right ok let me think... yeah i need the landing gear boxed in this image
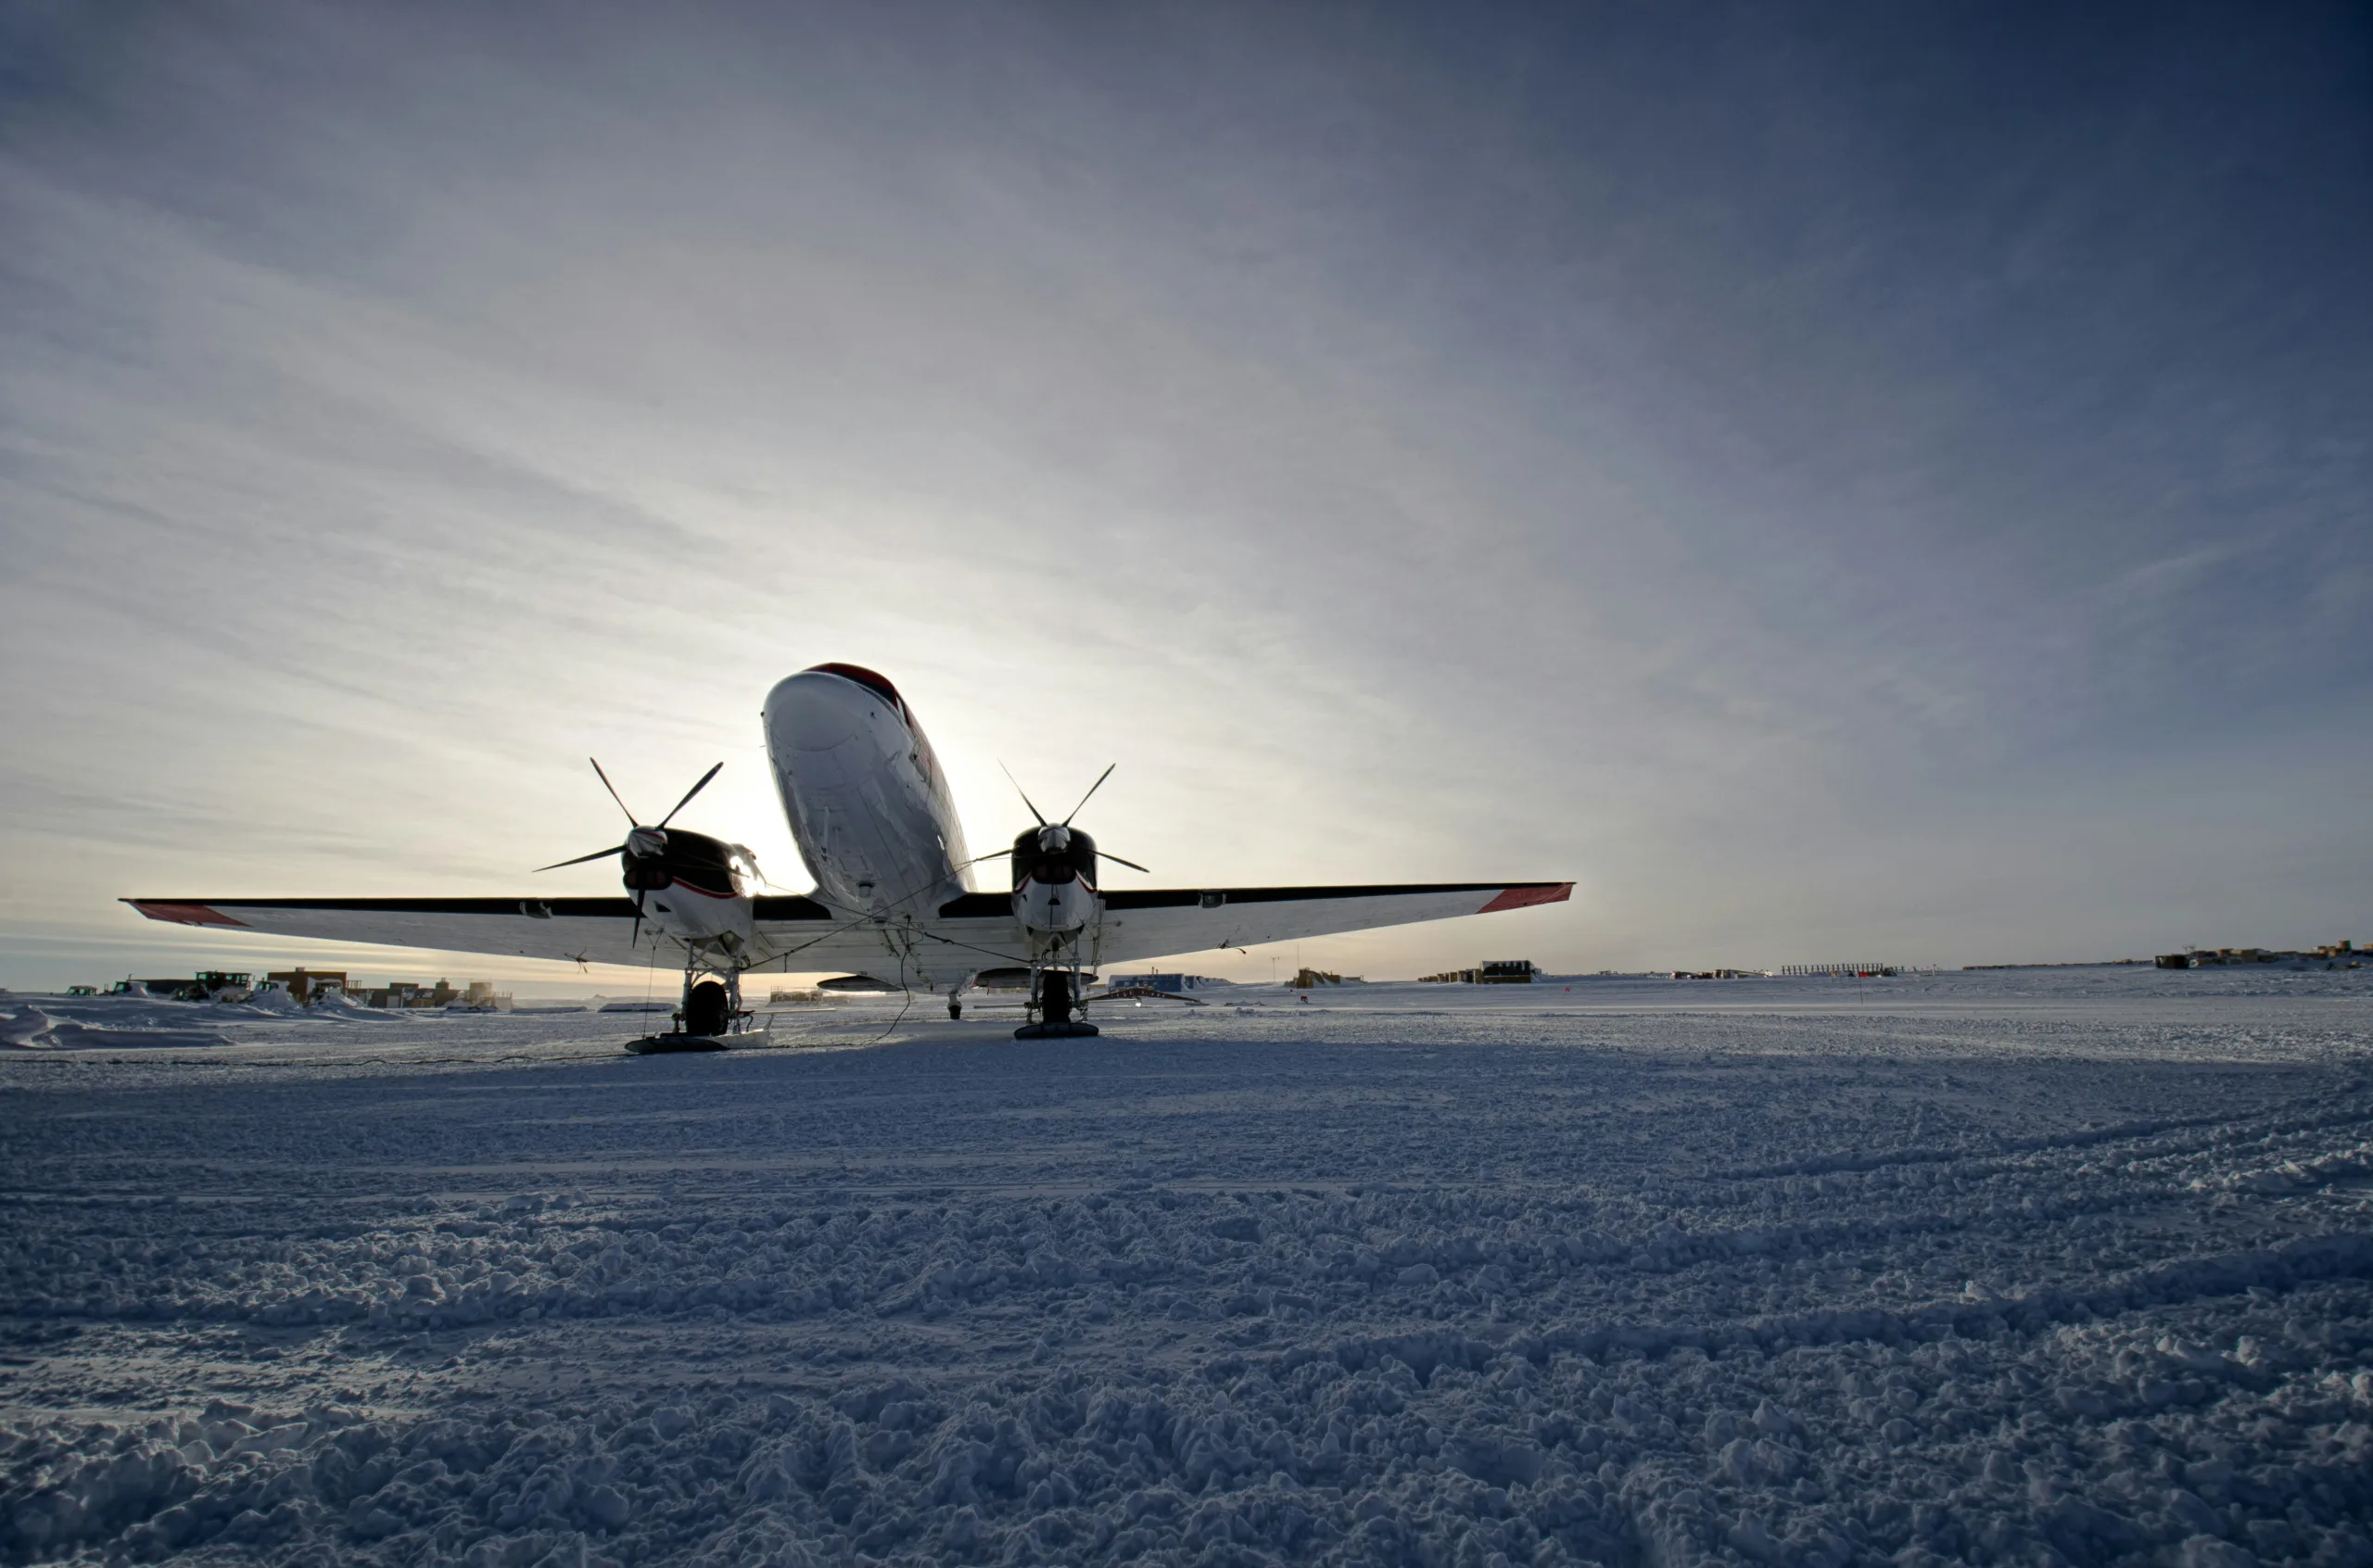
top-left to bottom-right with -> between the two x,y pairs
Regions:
626,958 -> 752,1055
1016,965 -> 1098,1040
684,978 -> 731,1036
947,998 -> 962,1020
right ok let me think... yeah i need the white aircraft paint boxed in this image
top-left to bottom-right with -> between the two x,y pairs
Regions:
762,664 -> 971,920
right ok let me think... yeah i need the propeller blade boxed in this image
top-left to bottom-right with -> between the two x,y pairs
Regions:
534,843 -> 628,872
656,761 -> 724,828
1061,763 -> 1116,826
998,761 -> 1047,825
951,848 -> 1014,875
589,758 -> 639,826
1099,852 -> 1151,873
630,891 -> 644,947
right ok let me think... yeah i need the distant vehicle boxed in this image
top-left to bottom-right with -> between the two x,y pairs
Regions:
120,971 -> 253,1003
129,664 -> 1568,1044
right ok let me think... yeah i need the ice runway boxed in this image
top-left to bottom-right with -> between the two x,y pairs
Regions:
5,971 -> 2371,1566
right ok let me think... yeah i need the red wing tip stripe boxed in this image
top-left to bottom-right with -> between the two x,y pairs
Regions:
127,901 -> 250,929
1478,882 -> 1573,914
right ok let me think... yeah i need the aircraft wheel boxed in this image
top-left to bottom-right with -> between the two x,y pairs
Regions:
682,979 -> 730,1037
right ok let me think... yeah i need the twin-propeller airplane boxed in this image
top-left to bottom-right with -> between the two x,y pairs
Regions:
130,664 -> 1571,1044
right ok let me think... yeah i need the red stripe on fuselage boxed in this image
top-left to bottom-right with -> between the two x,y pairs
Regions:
805,663 -> 906,720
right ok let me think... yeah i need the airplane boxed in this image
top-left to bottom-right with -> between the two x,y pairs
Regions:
127,663 -> 1571,1044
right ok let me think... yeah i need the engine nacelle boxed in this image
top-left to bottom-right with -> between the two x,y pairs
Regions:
625,828 -> 760,947
1011,823 -> 1098,934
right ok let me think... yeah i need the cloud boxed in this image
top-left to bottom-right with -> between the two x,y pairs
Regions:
3,1 -> 2367,986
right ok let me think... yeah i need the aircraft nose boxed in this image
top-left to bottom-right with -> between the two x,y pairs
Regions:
764,670 -> 869,752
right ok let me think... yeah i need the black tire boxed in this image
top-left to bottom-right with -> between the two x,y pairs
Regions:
1040,969 -> 1073,1024
683,979 -> 730,1037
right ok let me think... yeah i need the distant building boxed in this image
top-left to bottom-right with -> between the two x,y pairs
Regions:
266,968 -> 349,1004
2191,948 -> 2272,967
455,980 -> 512,1011
2157,942 -> 2362,969
361,979 -> 462,1008
1290,968 -> 1357,988
1418,960 -> 1537,984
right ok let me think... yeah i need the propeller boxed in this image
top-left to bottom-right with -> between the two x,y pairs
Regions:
1060,764 -> 1114,826
534,757 -> 724,944
534,843 -> 627,872
954,835 -> 1148,877
996,761 -> 1150,874
998,761 -> 1047,826
656,761 -> 724,828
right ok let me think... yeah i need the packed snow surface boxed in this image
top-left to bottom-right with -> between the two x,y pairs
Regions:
4,968 -> 2371,1567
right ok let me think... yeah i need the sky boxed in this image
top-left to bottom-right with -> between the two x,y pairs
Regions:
2,0 -> 2368,991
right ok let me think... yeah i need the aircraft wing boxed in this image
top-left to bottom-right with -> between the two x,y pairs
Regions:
1085,880 -> 1570,966
126,879 -> 1570,980
121,896 -> 977,980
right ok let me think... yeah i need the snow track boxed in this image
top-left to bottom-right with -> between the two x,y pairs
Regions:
3,972 -> 2370,1566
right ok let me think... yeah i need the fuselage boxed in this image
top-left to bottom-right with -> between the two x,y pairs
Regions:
763,664 -> 972,918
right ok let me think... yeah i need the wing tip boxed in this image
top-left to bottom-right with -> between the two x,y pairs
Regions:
124,900 -> 250,929
1478,882 -> 1573,914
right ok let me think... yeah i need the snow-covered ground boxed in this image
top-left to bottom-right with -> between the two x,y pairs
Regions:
3,967 -> 2370,1566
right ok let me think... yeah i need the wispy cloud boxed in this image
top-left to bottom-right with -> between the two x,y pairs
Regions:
4,1 -> 2367,985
